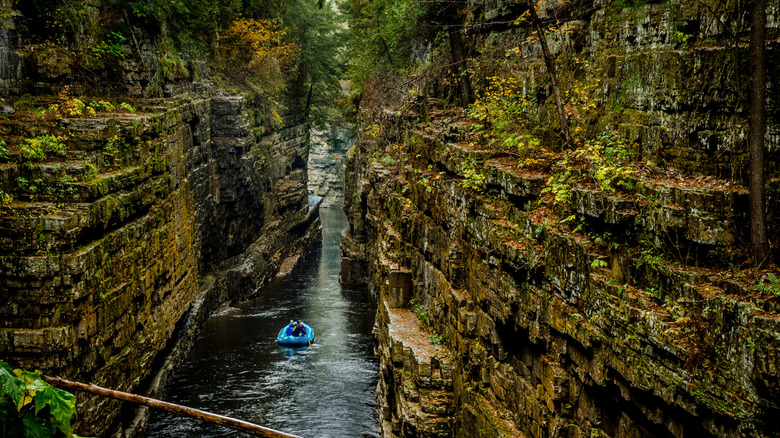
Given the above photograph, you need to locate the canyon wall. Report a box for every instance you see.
[0,9,317,435]
[308,125,353,205]
[0,91,317,435]
[342,1,780,437]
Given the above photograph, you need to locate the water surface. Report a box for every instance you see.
[147,206,379,438]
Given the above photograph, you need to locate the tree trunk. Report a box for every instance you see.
[448,25,473,108]
[749,0,770,266]
[42,376,301,438]
[305,81,314,120]
[526,0,572,149]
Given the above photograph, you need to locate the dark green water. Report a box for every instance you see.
[146,205,379,437]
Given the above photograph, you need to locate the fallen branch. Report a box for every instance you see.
[42,376,301,438]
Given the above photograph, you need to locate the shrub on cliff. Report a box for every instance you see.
[0,361,86,438]
[217,18,297,89]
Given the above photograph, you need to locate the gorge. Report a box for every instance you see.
[1,0,780,437]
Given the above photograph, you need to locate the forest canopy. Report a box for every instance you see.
[10,0,346,127]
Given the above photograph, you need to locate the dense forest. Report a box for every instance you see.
[2,0,346,124]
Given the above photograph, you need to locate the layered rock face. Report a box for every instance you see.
[342,1,779,437]
[345,114,780,438]
[308,125,353,205]
[0,91,317,434]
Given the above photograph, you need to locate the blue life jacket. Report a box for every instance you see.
[286,324,295,335]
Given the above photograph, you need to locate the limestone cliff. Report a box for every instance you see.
[0,5,318,437]
[0,91,318,435]
[342,1,780,437]
[308,125,352,205]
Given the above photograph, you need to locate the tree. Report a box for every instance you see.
[347,0,430,89]
[429,1,473,108]
[525,0,572,150]
[286,0,347,127]
[748,0,770,266]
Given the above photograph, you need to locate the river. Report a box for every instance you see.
[146,205,379,438]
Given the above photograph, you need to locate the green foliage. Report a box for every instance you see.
[286,0,348,127]
[461,158,486,192]
[409,298,429,325]
[16,177,30,191]
[428,333,444,344]
[0,140,8,159]
[20,0,345,124]
[543,165,573,206]
[118,102,135,113]
[20,136,67,161]
[672,31,693,46]
[0,190,12,206]
[66,99,86,117]
[88,101,116,112]
[348,0,431,86]
[609,0,649,24]
[467,75,541,156]
[0,361,86,438]
[636,248,664,270]
[126,0,242,54]
[89,31,127,69]
[754,273,780,297]
[575,130,636,192]
[590,259,608,269]
[537,129,636,210]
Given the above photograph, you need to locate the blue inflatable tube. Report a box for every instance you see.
[276,322,314,346]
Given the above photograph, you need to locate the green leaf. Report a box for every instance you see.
[22,410,53,438]
[0,361,25,407]
[31,383,76,435]
[0,399,22,437]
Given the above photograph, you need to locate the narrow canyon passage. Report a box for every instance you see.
[146,205,379,437]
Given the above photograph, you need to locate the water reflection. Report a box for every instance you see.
[146,206,379,438]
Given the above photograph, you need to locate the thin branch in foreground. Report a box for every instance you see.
[42,376,301,438]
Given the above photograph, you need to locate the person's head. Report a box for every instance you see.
[289,320,294,326]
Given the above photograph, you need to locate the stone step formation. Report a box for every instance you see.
[0,92,318,434]
[342,105,779,437]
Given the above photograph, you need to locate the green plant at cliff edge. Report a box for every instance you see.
[461,157,486,193]
[428,333,444,344]
[754,273,780,297]
[409,298,429,325]
[20,135,67,161]
[0,360,88,437]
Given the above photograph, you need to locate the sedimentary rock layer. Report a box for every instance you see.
[344,112,779,438]
[0,92,317,435]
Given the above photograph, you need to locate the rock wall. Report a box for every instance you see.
[0,90,317,435]
[344,112,779,438]
[308,125,352,205]
[342,1,780,437]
